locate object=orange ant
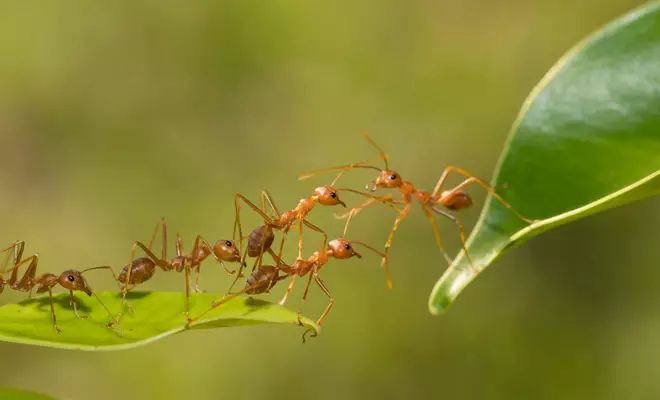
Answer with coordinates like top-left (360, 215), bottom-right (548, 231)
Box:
top-left (0, 241), bottom-right (123, 334)
top-left (113, 217), bottom-right (242, 326)
top-left (300, 131), bottom-right (537, 281)
top-left (229, 159), bottom-right (397, 292)
top-left (188, 237), bottom-right (386, 342)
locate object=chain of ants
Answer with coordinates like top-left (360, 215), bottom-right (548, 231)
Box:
top-left (0, 132), bottom-right (537, 341)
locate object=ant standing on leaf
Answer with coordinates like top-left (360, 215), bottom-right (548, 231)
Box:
top-left (0, 241), bottom-right (123, 335)
top-left (300, 131), bottom-right (538, 281)
top-left (112, 217), bottom-right (242, 327)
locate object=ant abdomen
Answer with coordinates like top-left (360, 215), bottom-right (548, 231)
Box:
top-left (245, 265), bottom-right (280, 294)
top-left (440, 190), bottom-right (473, 211)
top-left (119, 257), bottom-right (156, 285)
top-left (247, 225), bottom-right (275, 258)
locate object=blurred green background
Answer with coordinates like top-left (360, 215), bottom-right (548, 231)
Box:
top-left (0, 1), bottom-right (656, 399)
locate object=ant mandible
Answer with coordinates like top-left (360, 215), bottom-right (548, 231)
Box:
top-left (0, 241), bottom-right (123, 334)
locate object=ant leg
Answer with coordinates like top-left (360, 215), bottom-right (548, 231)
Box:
top-left (47, 288), bottom-right (61, 333)
top-left (432, 166), bottom-right (536, 224)
top-left (298, 221), bottom-right (304, 260)
top-left (225, 245), bottom-right (250, 295)
top-left (188, 275), bottom-right (291, 328)
top-left (418, 205), bottom-right (454, 266)
top-left (296, 271), bottom-right (316, 327)
top-left (279, 274), bottom-right (298, 306)
top-left (301, 219), bottom-right (328, 256)
top-left (69, 290), bottom-right (88, 320)
top-left (338, 194), bottom-right (395, 237)
top-left (7, 255), bottom-right (40, 292)
top-left (429, 206), bottom-right (476, 272)
top-left (0, 240), bottom-right (25, 274)
top-left (194, 268), bottom-right (203, 293)
top-left (261, 190), bottom-right (282, 219)
top-left (275, 226), bottom-right (291, 268)
top-left (82, 266), bottom-right (134, 316)
top-left (420, 205), bottom-right (476, 273)
top-left (302, 272), bottom-right (333, 343)
top-left (148, 217), bottom-right (168, 260)
top-left (67, 292), bottom-right (78, 316)
top-left (383, 203), bottom-right (413, 264)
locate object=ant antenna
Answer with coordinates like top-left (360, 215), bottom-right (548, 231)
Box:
top-left (299, 156), bottom-right (386, 183)
top-left (361, 130), bottom-right (389, 171)
top-left (350, 240), bottom-right (392, 290)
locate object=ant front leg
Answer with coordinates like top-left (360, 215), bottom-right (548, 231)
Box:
top-left (302, 220), bottom-right (328, 258)
top-left (383, 203), bottom-right (413, 263)
top-left (69, 290), bottom-right (87, 320)
top-left (432, 166), bottom-right (537, 224)
top-left (46, 288), bottom-right (61, 333)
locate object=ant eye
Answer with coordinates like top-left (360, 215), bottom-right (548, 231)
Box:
top-left (67, 275), bottom-right (75, 282)
top-left (225, 240), bottom-right (232, 247)
top-left (390, 174), bottom-right (397, 180)
top-left (344, 244), bottom-right (351, 250)
top-left (330, 192), bottom-right (337, 198)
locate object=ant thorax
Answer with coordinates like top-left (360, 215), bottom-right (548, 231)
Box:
top-left (415, 190), bottom-right (433, 204)
top-left (399, 181), bottom-right (416, 196)
top-left (294, 197), bottom-right (316, 218)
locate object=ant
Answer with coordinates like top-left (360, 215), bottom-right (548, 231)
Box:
top-left (113, 217), bottom-right (242, 326)
top-left (0, 241), bottom-right (123, 334)
top-left (229, 157), bottom-right (398, 292)
top-left (300, 131), bottom-right (537, 280)
top-left (188, 237), bottom-right (386, 343)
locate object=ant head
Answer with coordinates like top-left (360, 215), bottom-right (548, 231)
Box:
top-left (369, 170), bottom-right (402, 191)
top-left (58, 270), bottom-right (92, 296)
top-left (214, 240), bottom-right (241, 262)
top-left (328, 239), bottom-right (362, 259)
top-left (314, 186), bottom-right (346, 207)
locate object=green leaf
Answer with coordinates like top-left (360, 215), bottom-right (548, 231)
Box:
top-left (429, 1), bottom-right (660, 314)
top-left (0, 388), bottom-right (57, 400)
top-left (0, 292), bottom-right (319, 350)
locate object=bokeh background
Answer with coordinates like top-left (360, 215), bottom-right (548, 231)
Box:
top-left (0, 1), bottom-right (657, 399)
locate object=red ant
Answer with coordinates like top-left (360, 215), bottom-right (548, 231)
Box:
top-left (300, 131), bottom-right (537, 282)
top-left (113, 217), bottom-right (242, 326)
top-left (0, 241), bottom-right (123, 334)
top-left (188, 237), bottom-right (386, 342)
top-left (229, 158), bottom-right (397, 292)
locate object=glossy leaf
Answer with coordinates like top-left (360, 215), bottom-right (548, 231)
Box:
top-left (430, 1), bottom-right (660, 313)
top-left (0, 292), bottom-right (319, 350)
